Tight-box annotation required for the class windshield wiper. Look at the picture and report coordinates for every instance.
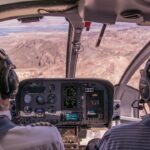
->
[96,24,107,47]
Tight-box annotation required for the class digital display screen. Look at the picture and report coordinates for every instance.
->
[63,85,78,109]
[85,87,94,93]
[86,90,104,119]
[64,97,77,109]
[65,112,78,121]
[87,110,97,116]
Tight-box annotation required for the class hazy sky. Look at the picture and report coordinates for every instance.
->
[0,17,67,28]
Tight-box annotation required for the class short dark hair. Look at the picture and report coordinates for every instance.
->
[86,138,100,150]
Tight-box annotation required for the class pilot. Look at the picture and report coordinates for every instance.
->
[0,49,65,150]
[96,59,150,150]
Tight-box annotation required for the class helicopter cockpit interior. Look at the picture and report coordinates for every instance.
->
[0,0,150,149]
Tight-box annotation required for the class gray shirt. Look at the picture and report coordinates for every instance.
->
[0,125,65,150]
[98,115,150,150]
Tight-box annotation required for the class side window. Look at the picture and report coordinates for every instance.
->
[127,61,147,89]
[127,60,148,117]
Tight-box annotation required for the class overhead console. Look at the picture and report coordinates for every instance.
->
[13,78,113,128]
[79,0,117,24]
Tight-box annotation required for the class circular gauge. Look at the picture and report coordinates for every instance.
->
[36,96,45,105]
[24,106,32,114]
[47,94,56,104]
[24,94,32,104]
[64,87,77,97]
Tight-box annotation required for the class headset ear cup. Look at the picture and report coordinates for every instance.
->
[139,80,150,102]
[8,69,19,96]
[0,67,19,99]
[0,68,9,98]
[0,49,19,99]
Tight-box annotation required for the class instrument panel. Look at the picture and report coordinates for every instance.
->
[13,78,114,128]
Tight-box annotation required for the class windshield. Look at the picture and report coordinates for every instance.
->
[0,18,150,84]
[76,23,150,84]
[0,17,68,80]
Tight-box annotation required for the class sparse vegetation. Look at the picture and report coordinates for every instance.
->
[0,25,150,85]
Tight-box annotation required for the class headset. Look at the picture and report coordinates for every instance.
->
[0,49,19,99]
[139,58,150,102]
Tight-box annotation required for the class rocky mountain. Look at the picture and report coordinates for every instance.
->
[0,23,150,86]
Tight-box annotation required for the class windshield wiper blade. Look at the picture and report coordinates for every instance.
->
[96,24,107,47]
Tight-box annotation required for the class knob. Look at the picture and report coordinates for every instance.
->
[47,94,56,104]
[36,96,45,105]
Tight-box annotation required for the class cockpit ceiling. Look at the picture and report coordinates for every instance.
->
[0,0,79,6]
[0,0,79,21]
[0,0,79,13]
[116,0,150,25]
[80,0,150,25]
[0,0,150,26]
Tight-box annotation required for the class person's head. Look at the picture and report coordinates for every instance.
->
[86,138,100,150]
[0,49,19,112]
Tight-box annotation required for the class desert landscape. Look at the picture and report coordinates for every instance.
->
[0,17,150,88]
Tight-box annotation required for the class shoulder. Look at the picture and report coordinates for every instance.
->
[98,122,145,150]
[98,122,142,149]
[4,125,65,150]
[12,125,61,142]
[103,122,142,138]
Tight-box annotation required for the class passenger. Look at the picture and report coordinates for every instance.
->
[0,49,65,150]
[96,60,150,150]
